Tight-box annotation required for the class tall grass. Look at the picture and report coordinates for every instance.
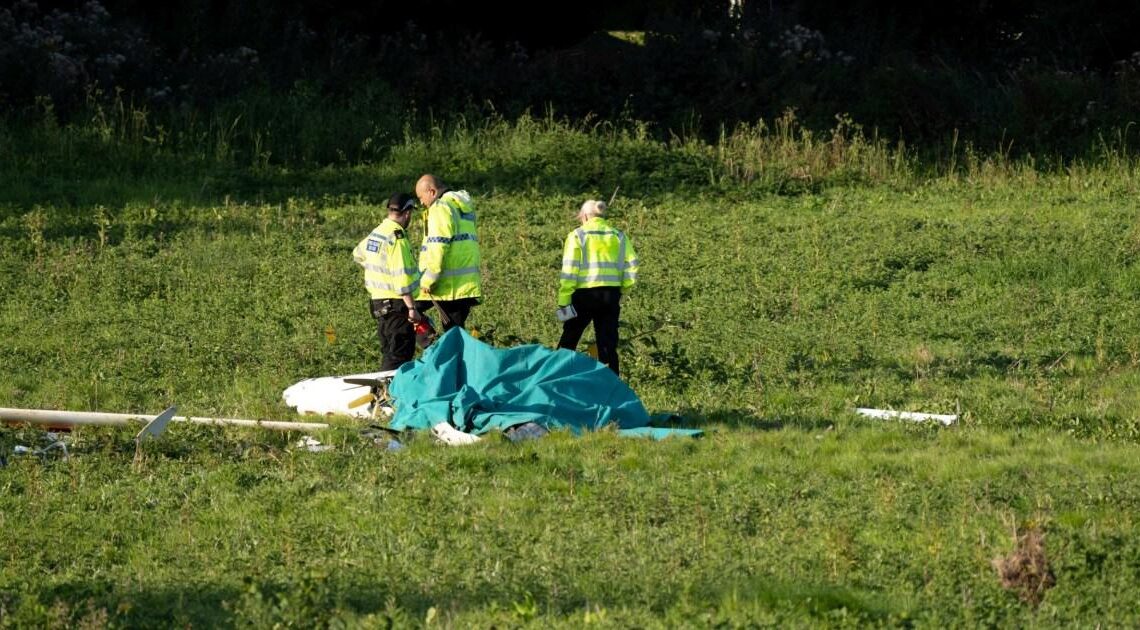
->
[717,110,911,191]
[3,89,1140,213]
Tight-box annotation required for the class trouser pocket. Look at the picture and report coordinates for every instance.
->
[370,298,404,319]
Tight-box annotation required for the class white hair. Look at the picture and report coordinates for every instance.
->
[577,199,607,221]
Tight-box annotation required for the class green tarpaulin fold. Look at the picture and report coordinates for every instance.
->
[388,328,701,439]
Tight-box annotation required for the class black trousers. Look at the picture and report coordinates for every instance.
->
[558,286,622,375]
[415,297,478,332]
[370,299,415,371]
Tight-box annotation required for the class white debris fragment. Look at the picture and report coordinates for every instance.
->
[294,435,335,452]
[855,407,957,425]
[431,422,482,446]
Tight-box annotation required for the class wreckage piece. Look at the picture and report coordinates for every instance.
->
[854,407,958,425]
[0,407,330,432]
[10,431,71,461]
[279,331,702,442]
[133,405,179,464]
[430,421,482,445]
[282,370,398,419]
[137,405,178,442]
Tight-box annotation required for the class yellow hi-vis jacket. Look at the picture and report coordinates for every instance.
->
[353,218,420,299]
[417,190,483,300]
[558,217,639,307]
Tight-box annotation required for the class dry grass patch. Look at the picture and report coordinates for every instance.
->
[992,524,1055,606]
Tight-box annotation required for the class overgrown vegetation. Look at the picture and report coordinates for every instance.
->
[3,1,1140,157]
[3,90,1139,202]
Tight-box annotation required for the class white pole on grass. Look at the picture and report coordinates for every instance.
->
[0,407,330,431]
[854,407,958,426]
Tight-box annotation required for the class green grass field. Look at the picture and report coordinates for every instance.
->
[2,108,1140,626]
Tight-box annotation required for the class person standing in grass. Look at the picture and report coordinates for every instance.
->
[556,199,639,376]
[414,174,483,330]
[353,192,425,372]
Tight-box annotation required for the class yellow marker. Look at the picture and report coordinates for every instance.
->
[586,343,599,359]
[470,327,482,339]
[324,325,336,344]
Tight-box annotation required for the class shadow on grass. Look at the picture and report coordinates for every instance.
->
[20,571,904,626]
[0,135,748,246]
[0,123,736,211]
[0,166,610,246]
[658,407,838,432]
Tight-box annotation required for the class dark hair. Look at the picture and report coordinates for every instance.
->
[387,192,415,212]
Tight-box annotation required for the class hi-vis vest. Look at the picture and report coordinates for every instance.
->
[418,190,483,300]
[353,218,420,299]
[558,217,639,306]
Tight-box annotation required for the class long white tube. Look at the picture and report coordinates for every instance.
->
[0,407,330,431]
[855,407,957,425]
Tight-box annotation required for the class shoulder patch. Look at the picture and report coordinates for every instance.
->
[394,229,405,239]
[366,239,379,252]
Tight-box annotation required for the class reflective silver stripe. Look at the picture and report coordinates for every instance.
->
[561,258,581,268]
[580,273,624,283]
[365,279,421,293]
[421,270,440,282]
[368,232,394,245]
[576,229,588,286]
[559,273,579,281]
[627,257,640,267]
[438,266,480,277]
[574,228,628,283]
[617,234,627,281]
[364,263,419,275]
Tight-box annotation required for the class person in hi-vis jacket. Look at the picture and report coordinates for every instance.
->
[414,174,482,331]
[353,192,424,371]
[556,199,639,375]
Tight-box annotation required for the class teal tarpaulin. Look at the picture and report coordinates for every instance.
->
[388,328,701,439]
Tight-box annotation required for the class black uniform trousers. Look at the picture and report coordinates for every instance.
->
[558,286,622,375]
[415,297,478,332]
[370,298,415,371]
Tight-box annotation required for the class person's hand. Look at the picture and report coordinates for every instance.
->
[407,308,423,323]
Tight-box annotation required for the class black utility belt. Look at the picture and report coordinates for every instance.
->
[370,298,409,318]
